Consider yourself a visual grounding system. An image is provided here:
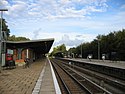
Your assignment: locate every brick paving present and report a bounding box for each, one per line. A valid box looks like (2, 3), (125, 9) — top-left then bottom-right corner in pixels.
(0, 59), (46, 94)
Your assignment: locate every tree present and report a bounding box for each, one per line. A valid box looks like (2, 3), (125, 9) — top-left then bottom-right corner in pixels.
(0, 18), (10, 37)
(67, 29), (125, 60)
(50, 44), (67, 57)
(8, 35), (30, 41)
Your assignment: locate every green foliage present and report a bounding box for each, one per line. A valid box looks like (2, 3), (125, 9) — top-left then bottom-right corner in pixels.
(50, 44), (67, 57)
(67, 29), (125, 60)
(8, 35), (30, 41)
(0, 18), (10, 37)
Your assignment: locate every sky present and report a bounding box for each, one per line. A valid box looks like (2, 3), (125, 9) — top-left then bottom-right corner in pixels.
(0, 0), (125, 51)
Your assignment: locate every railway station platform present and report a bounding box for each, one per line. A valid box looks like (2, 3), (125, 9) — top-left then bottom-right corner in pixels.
(0, 58), (60, 94)
(63, 58), (125, 69)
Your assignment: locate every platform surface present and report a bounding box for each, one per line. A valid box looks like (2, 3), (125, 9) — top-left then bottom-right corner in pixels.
(0, 58), (58, 94)
(39, 59), (56, 94)
(63, 58), (125, 69)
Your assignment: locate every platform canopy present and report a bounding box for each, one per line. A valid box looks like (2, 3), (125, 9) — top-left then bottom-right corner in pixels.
(6, 38), (54, 54)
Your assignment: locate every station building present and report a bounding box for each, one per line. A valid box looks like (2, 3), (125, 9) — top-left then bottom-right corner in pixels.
(5, 38), (54, 66)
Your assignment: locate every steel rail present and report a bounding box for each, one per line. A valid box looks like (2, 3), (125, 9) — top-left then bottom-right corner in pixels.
(60, 59), (125, 93)
(51, 59), (90, 94)
(52, 59), (111, 94)
(51, 60), (72, 94)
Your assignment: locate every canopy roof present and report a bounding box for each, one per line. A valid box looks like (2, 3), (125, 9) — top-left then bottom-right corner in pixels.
(6, 38), (54, 54)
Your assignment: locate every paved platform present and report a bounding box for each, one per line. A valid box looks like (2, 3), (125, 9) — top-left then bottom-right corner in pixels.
(63, 58), (125, 69)
(0, 58), (60, 94)
(32, 58), (61, 94)
(40, 59), (55, 94)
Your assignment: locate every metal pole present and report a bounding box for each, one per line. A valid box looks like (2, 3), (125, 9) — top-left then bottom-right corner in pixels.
(0, 11), (3, 72)
(70, 49), (72, 58)
(98, 39), (100, 60)
(81, 43), (82, 59)
(0, 9), (8, 72)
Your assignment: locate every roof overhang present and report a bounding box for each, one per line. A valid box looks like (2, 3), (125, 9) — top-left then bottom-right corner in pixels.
(6, 38), (54, 54)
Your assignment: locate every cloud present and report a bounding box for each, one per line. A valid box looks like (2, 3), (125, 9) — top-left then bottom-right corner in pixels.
(55, 34), (84, 46)
(0, 0), (8, 6)
(20, 30), (94, 47)
(75, 35), (83, 38)
(1, 0), (108, 20)
(120, 4), (125, 9)
(32, 28), (41, 40)
(2, 1), (28, 18)
(49, 33), (96, 52)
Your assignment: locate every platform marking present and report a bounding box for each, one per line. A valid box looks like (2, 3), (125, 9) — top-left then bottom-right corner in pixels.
(47, 58), (62, 94)
(32, 62), (46, 94)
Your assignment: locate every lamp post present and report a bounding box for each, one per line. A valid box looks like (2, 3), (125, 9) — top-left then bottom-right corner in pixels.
(0, 9), (8, 72)
(98, 38), (100, 60)
(81, 43), (82, 59)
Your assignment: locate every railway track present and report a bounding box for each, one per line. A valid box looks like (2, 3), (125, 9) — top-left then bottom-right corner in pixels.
(52, 59), (125, 94)
(60, 59), (125, 93)
(51, 59), (111, 94)
(51, 59), (89, 94)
